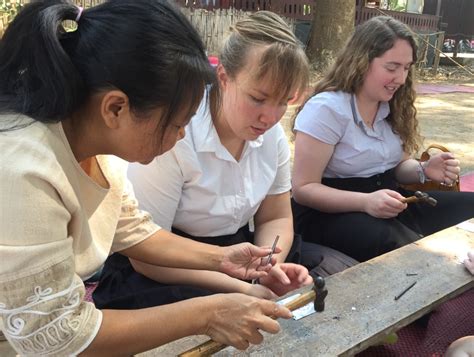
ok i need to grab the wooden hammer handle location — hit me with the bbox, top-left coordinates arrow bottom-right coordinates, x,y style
178,340 -> 226,357
401,196 -> 418,204
178,290 -> 317,357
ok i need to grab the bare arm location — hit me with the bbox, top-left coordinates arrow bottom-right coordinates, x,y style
253,191 -> 293,263
120,229 -> 276,281
394,153 -> 424,184
292,132 -> 368,213
81,293 -> 291,356
292,132 -> 406,218
395,152 -> 460,185
253,191 -> 312,295
130,260 -> 276,299
121,229 -> 223,270
130,192 -> 306,298
123,229 -> 277,298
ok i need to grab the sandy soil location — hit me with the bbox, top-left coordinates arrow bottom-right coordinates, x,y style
416,91 -> 474,175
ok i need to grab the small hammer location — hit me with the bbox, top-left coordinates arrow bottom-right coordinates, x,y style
178,276 -> 328,357
401,191 -> 437,206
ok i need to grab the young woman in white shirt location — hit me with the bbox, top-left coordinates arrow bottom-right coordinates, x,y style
0,2 -> 296,356
292,16 -> 474,262
94,11 -> 357,310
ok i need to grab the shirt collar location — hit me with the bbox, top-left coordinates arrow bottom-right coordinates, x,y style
351,95 -> 390,127
375,101 -> 390,122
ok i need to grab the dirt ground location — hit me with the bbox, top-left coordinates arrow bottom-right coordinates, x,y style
412,64 -> 474,175
416,91 -> 474,175
282,65 -> 474,175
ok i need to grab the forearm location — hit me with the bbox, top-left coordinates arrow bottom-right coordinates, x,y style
394,159 -> 423,184
292,182 -> 368,213
81,297 -> 212,356
130,259 -> 251,293
254,217 -> 293,263
120,229 -> 223,271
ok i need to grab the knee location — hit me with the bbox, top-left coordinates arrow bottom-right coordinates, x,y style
342,214 -> 392,244
334,215 -> 412,261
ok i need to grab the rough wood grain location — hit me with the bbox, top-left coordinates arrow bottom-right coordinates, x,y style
139,222 -> 474,357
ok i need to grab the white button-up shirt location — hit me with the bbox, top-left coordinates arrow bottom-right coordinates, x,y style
294,91 -> 403,178
128,99 -> 291,237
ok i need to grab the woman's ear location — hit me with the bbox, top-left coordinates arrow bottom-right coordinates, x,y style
100,90 -> 130,129
216,64 -> 229,89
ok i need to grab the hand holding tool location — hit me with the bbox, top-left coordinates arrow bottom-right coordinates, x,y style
178,276 -> 328,357
252,235 -> 279,284
401,191 -> 437,206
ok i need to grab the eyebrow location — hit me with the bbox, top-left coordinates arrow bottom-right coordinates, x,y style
386,61 -> 413,66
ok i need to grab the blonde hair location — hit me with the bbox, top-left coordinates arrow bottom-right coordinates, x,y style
210,11 -> 309,119
303,16 -> 421,154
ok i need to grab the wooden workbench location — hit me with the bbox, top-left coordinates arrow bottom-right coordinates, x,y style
139,221 -> 474,356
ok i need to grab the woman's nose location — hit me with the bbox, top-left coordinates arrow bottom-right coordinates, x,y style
260,105 -> 285,126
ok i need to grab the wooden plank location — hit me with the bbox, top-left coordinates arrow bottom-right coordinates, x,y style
139,221 -> 474,356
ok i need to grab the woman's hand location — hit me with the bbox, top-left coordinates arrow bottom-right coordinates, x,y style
219,243 -> 281,280
424,152 -> 460,185
203,293 -> 292,350
259,263 -> 312,296
363,189 -> 407,219
464,251 -> 474,275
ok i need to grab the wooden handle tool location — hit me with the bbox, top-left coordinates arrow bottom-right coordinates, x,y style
178,276 -> 327,357
401,190 -> 437,206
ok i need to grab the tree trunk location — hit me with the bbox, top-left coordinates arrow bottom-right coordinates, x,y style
306,0 -> 356,71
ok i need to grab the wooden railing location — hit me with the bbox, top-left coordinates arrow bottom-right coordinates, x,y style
176,0 -> 439,32
2,0 -> 440,35
356,7 -> 440,32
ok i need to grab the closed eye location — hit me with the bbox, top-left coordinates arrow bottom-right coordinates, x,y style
250,94 -> 265,104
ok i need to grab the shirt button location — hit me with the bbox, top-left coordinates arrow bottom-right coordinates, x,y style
376,181 -> 382,186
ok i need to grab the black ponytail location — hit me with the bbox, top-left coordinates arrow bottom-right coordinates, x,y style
0,0 -> 85,121
0,0 -> 214,132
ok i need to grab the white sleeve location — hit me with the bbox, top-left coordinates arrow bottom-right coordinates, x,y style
268,124 -> 291,195
294,94 -> 346,145
0,165 -> 102,356
127,147 -> 185,231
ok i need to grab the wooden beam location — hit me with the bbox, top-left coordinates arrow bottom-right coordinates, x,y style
432,31 -> 445,75
139,221 -> 474,356
436,0 -> 442,17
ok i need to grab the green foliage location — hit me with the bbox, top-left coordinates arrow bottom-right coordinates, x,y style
0,1 -> 24,23
388,0 -> 406,11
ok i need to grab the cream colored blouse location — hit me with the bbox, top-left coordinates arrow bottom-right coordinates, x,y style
0,115 -> 160,355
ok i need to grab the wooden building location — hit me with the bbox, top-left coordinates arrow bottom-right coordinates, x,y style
424,0 -> 474,40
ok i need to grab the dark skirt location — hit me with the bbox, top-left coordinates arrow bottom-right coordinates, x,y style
93,225 -> 357,309
293,169 -> 474,262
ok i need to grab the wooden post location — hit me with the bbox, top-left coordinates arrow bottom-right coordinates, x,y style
432,31 -> 444,75
417,34 -> 429,70
435,0 -> 442,16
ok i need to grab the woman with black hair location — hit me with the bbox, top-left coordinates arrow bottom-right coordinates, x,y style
0,1 -> 293,355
